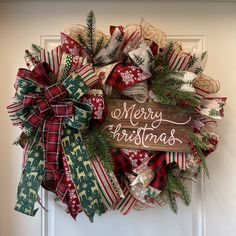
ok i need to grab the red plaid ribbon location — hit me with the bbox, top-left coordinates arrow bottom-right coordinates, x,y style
21,64 -> 76,203
112,148 -> 167,191
111,148 -> 132,174
24,86 -> 74,172
148,152 -> 167,190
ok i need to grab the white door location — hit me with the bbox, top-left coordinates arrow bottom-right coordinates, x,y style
1,2 -> 236,236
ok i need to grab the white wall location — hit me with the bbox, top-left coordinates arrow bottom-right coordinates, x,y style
0,2 -> 236,236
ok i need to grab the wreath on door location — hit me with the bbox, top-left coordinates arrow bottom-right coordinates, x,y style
8,11 -> 226,221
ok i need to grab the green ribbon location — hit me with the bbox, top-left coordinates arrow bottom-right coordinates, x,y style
15,130 -> 44,216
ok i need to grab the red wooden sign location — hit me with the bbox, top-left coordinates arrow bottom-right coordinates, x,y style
103,99 -> 192,152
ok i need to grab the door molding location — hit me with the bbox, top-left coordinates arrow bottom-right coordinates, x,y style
39,34 -> 206,236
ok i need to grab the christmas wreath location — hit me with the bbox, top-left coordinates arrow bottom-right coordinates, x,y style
8,11 -> 226,221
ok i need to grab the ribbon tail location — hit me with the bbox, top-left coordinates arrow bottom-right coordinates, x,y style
61,127 -> 106,222
15,130 -> 45,216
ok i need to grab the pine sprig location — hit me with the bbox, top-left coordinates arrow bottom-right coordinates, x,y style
24,44 -> 42,68
151,42 -> 200,108
94,36 -> 104,56
86,11 -> 96,57
151,68 -> 199,107
81,126 -> 113,173
31,44 -> 42,56
78,34 -> 88,52
160,166 -> 191,213
162,42 -> 174,63
77,11 -> 104,60
168,171 -> 191,206
188,131 -> 209,178
163,188 -> 178,213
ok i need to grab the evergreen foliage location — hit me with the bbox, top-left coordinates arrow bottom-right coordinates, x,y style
160,167 -> 191,214
188,131 -> 209,178
77,11 -> 105,60
152,68 -> 199,107
24,44 -> 42,68
151,42 -> 200,108
82,125 -> 114,173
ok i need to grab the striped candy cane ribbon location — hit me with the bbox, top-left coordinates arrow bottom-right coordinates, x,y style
90,158 -> 122,210
114,186 -> 137,215
165,152 -> 186,170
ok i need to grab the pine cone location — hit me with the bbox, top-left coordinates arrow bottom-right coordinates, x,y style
172,167 -> 181,177
168,162 -> 181,177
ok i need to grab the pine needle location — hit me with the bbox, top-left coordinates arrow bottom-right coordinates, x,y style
77,11 -> 104,60
86,11 -> 96,57
151,42 -> 200,108
160,166 -> 191,214
94,36 -> 104,56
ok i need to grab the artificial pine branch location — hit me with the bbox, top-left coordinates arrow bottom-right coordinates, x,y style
81,125 -> 113,173
162,42 -> 174,63
201,51 -> 207,61
77,11 -> 105,60
188,131 -> 209,178
160,165 -> 191,213
169,171 -> 191,206
151,68 -> 199,107
78,34 -> 89,52
24,44 -> 42,68
151,42 -> 200,108
86,11 -> 96,57
161,188 -> 178,214
31,44 -> 42,57
94,36 -> 104,56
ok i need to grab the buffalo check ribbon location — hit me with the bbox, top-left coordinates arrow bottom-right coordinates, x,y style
8,60 -> 106,221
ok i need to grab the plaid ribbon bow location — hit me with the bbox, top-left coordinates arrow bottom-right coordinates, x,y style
8,61 -> 106,221
22,83 -> 74,192
24,85 -> 73,158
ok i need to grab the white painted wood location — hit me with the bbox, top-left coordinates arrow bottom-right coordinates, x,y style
1,2 -> 236,236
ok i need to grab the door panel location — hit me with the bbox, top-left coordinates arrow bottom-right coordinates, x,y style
40,35 -> 205,236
